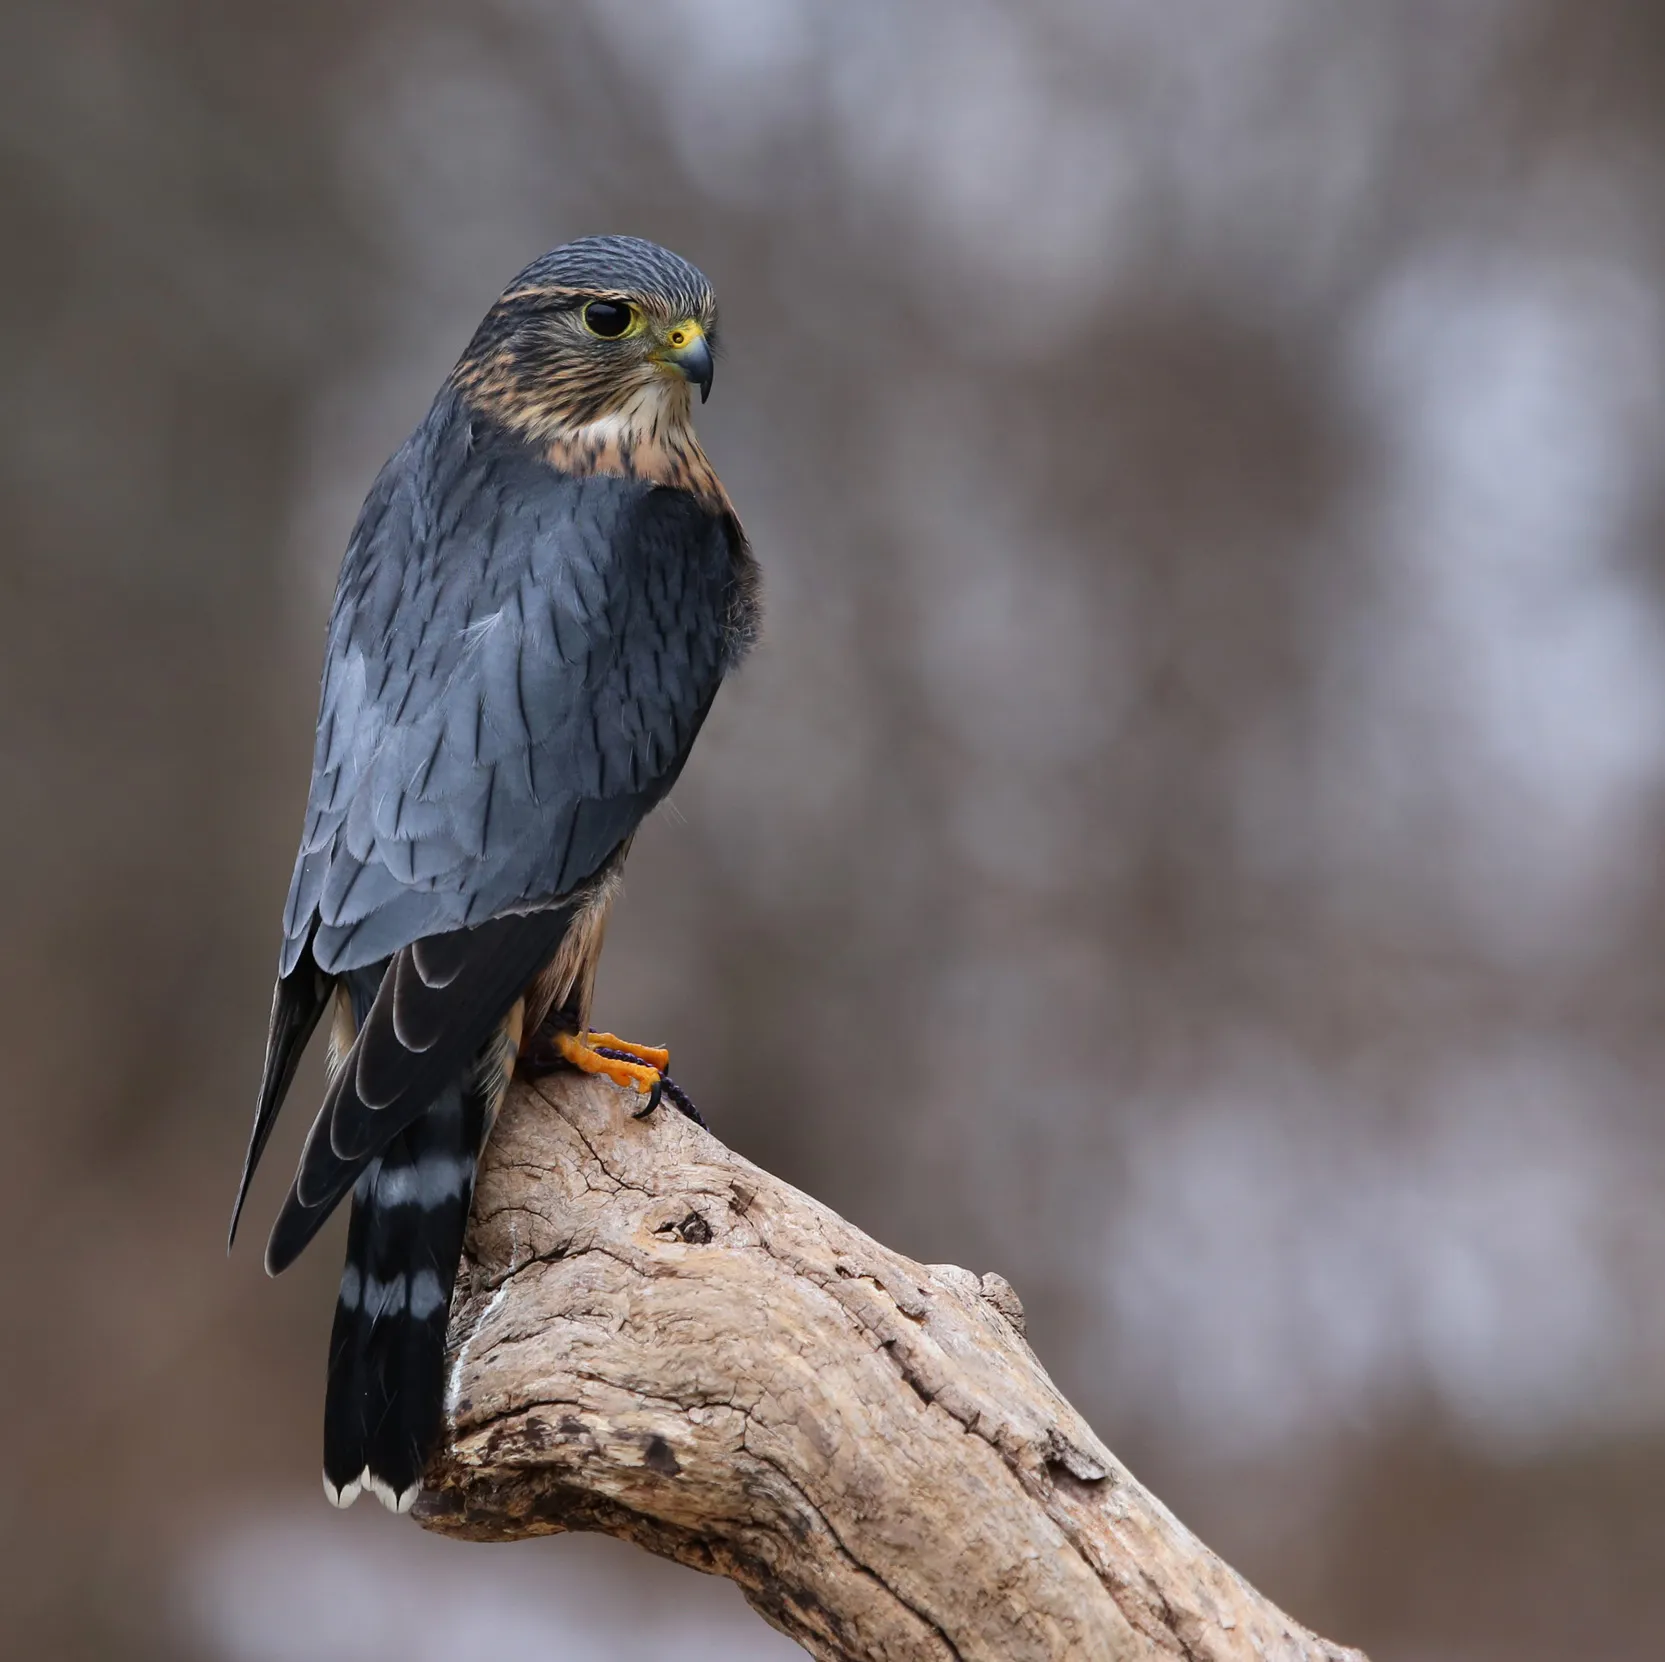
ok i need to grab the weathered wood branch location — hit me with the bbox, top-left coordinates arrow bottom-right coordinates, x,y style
416,1072 -> 1367,1662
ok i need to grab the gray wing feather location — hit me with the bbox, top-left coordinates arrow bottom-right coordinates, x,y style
280,399 -> 734,977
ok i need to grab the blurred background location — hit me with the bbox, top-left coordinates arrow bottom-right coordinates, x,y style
4,1 -> 1664,1657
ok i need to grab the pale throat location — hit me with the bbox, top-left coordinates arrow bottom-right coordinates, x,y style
560,372 -> 693,451
544,371 -> 728,512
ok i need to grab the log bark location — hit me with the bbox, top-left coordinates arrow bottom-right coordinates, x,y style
416,1071 -> 1367,1662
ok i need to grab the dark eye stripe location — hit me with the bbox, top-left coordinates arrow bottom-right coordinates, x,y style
582,300 -> 634,339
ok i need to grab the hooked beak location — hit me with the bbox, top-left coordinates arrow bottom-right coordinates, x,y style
659,323 -> 714,403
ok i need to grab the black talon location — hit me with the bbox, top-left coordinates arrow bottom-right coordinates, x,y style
591,1045 -> 703,1127
631,1075 -> 664,1120
589,1052 -> 659,1119
593,1046 -> 663,1118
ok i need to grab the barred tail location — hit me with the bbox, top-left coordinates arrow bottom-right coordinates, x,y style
321,1016 -> 519,1511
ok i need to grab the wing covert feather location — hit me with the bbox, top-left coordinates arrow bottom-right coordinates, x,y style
278,396 -> 738,976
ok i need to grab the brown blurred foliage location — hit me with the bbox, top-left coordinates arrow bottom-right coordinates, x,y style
4,3 -> 1665,1658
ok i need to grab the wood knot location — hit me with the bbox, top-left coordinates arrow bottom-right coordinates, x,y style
656,1210 -> 713,1245
642,1434 -> 682,1476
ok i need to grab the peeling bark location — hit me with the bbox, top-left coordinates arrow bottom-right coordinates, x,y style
416,1072 -> 1367,1662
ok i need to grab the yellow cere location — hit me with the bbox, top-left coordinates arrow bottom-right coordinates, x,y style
665,319 -> 704,349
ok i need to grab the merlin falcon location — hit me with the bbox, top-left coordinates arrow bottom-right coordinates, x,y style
230,236 -> 758,1512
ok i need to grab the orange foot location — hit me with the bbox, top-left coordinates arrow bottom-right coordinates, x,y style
586,1031 -> 670,1072
527,1029 -> 665,1116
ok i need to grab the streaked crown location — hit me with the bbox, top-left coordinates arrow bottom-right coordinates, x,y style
505,236 -> 715,322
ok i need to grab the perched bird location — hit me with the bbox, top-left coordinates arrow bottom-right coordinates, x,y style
230,235 -> 757,1513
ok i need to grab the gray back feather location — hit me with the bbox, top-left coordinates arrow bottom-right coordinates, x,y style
281,391 -> 736,976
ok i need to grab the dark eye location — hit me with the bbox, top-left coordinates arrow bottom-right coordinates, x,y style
582,300 -> 635,339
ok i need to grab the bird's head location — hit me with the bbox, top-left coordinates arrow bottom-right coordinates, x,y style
454,235 -> 718,444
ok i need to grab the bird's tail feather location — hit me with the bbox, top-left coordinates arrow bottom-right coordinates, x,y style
229,956 -> 331,1250
322,1015 -> 519,1511
265,907 -> 572,1276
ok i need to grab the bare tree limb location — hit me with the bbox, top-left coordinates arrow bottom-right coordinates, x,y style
416,1072 -> 1367,1662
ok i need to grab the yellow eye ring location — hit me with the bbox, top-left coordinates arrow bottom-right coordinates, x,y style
581,300 -> 638,340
